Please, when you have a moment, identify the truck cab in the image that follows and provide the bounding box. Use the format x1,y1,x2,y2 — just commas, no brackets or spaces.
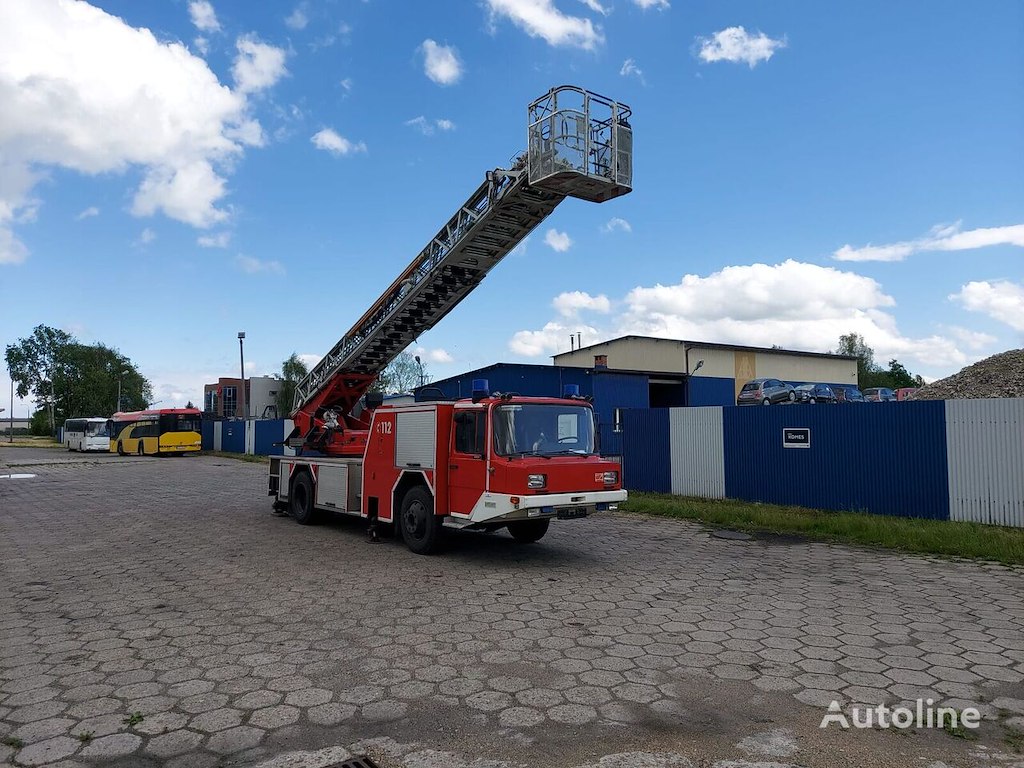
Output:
363,389,626,553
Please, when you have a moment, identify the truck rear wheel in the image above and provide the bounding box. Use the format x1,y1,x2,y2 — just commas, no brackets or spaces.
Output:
290,472,322,525
399,486,442,555
508,519,550,543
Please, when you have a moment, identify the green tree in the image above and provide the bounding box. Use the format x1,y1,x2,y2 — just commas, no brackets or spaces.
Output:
276,353,309,417
5,325,150,432
372,352,428,394
30,409,51,436
884,359,918,389
6,325,73,434
833,333,923,390
835,332,877,387
58,343,149,417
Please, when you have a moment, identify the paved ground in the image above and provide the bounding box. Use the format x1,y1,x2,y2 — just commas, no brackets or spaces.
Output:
2,447,1023,768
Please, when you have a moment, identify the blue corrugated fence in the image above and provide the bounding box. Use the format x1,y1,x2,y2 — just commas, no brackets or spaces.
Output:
620,399,1024,526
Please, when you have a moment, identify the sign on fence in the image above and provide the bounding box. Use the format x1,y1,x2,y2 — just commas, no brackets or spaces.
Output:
783,428,810,449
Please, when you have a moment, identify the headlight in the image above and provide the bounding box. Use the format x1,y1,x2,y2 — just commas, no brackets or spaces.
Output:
527,473,547,489
603,471,618,486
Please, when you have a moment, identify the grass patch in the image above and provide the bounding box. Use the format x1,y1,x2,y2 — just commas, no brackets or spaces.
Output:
123,711,144,727
620,493,1024,566
1,436,62,449
205,451,269,464
1,735,23,749
75,730,94,743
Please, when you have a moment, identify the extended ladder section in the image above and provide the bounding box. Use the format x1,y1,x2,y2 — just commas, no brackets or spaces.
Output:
293,86,632,422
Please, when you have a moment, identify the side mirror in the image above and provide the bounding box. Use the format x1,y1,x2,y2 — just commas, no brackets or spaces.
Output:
364,392,384,409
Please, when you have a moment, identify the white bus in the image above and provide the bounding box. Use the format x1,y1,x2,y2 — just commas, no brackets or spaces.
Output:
63,418,110,452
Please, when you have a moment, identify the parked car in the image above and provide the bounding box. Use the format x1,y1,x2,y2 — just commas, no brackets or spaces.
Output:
737,378,797,406
863,387,897,402
835,386,865,403
794,383,837,404
896,387,919,401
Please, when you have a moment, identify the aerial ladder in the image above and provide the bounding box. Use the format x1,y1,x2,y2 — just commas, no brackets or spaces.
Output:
290,85,633,457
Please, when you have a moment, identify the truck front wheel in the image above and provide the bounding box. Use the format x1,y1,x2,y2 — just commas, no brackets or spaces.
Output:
290,472,321,525
399,486,442,555
508,519,550,543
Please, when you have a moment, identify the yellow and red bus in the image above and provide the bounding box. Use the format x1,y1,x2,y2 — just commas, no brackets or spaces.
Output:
109,408,202,456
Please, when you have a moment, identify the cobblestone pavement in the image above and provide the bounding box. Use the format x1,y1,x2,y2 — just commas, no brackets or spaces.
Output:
2,449,1023,768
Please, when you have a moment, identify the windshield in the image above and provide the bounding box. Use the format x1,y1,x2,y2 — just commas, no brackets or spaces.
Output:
86,422,108,437
492,403,595,456
161,414,202,433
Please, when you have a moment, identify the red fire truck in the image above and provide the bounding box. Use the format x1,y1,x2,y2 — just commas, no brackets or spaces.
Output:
268,86,634,553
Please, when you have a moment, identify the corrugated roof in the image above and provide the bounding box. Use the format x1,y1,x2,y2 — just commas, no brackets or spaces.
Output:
552,335,859,361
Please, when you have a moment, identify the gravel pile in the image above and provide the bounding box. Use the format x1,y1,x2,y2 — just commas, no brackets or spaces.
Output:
910,348,1024,400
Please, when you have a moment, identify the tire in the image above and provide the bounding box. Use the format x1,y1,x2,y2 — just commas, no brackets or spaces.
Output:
117,441,125,456
809,397,816,404
788,391,796,402
399,486,443,555
762,398,771,406
508,519,550,544
290,472,321,525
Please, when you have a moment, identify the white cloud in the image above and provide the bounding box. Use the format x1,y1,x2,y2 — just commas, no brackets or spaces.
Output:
188,1,220,33
75,206,100,220
420,40,463,85
484,0,604,50
414,347,454,364
405,116,457,136
132,160,231,227
697,26,786,68
553,291,611,317
0,0,282,263
510,321,602,357
232,35,288,93
136,227,156,245
0,229,28,265
311,128,367,156
579,0,610,15
340,77,353,92
947,325,998,351
834,222,1024,262
235,254,284,274
950,280,1024,332
544,228,572,252
620,58,644,83
632,0,669,9
285,4,309,30
509,260,980,372
297,353,322,369
197,231,231,248
601,217,631,233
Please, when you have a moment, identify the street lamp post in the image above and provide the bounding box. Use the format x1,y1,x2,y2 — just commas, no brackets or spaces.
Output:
238,332,247,419
116,369,130,414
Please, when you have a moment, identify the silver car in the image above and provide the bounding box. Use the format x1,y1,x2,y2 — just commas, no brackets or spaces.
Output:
737,378,796,406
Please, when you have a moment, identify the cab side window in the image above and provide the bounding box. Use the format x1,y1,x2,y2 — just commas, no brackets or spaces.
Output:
454,411,485,455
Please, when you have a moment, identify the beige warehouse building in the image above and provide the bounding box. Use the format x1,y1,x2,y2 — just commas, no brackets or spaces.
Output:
553,336,858,406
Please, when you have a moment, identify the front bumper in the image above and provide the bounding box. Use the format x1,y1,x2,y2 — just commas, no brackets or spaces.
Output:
465,489,628,524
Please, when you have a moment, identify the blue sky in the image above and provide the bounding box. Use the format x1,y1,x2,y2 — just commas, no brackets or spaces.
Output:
1,0,1022,414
